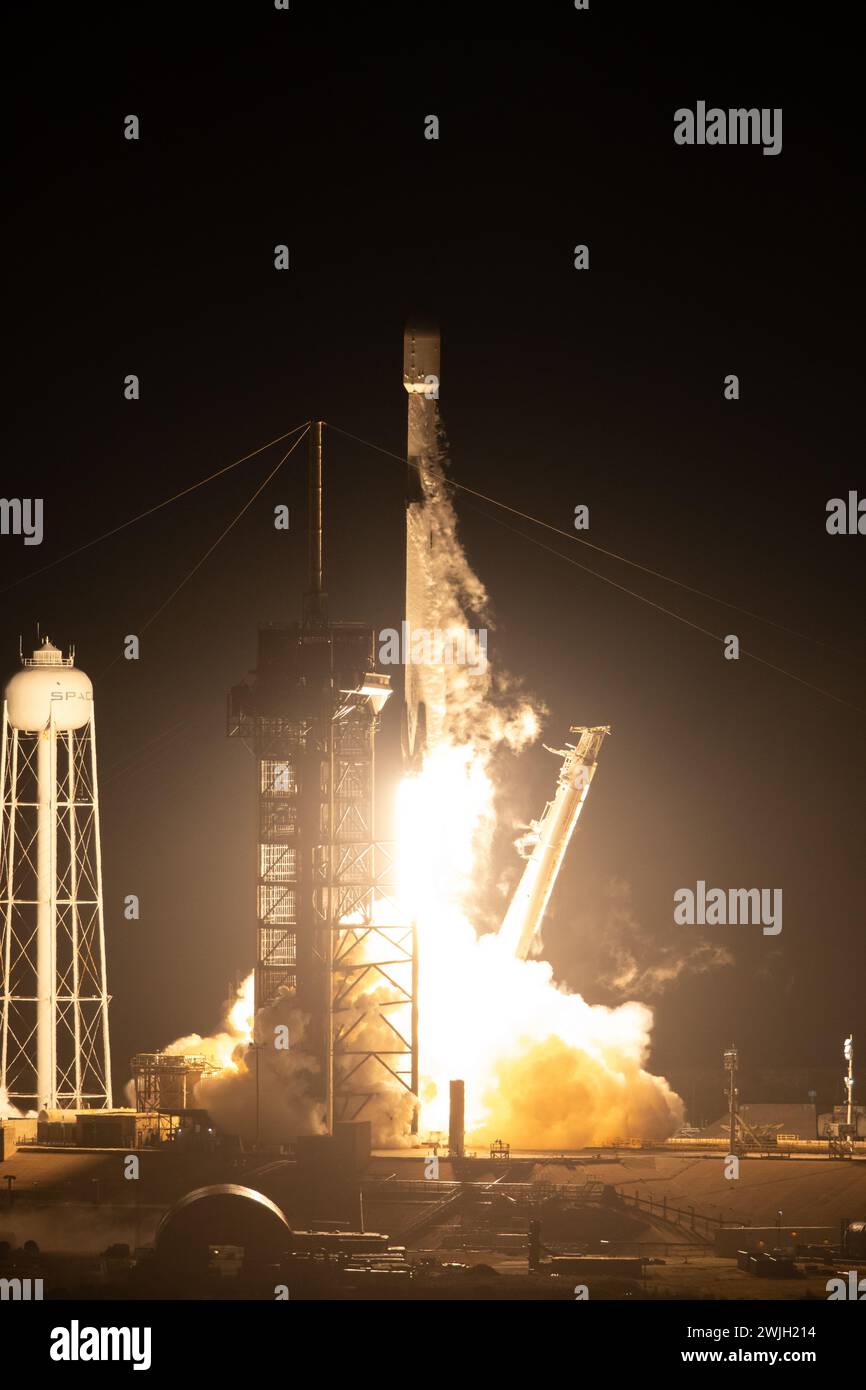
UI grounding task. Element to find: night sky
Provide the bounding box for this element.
[4,18,862,1116]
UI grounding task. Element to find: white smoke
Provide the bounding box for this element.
[401,402,686,1146]
[0,1089,31,1120]
[406,395,541,758]
[592,877,734,999]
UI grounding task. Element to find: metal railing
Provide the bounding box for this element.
[619,1189,726,1243]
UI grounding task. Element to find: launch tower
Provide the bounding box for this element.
[228,422,417,1133]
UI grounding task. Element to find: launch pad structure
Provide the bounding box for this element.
[228,421,418,1135]
[225,323,606,1145]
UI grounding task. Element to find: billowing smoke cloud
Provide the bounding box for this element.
[200,995,326,1144]
[140,953,416,1147]
[124,979,327,1144]
[0,1089,30,1120]
[482,1033,684,1148]
[401,405,686,1146]
[146,401,687,1151]
[591,877,733,999]
[406,397,541,759]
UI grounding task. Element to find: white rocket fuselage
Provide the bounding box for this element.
[402,319,441,774]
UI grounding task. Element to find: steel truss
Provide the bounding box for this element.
[0,704,112,1110]
[229,674,418,1136]
[326,841,418,1127]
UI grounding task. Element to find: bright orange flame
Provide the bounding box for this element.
[395,740,684,1147]
[165,973,254,1074]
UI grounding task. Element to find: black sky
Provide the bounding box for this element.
[3,15,863,1109]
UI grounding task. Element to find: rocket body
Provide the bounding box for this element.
[402,319,441,773]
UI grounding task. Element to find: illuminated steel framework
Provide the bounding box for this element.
[329,840,417,1126]
[228,422,417,1133]
[228,636,417,1132]
[131,1052,214,1113]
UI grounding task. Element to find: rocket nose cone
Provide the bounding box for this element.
[404,311,438,340]
[403,315,441,392]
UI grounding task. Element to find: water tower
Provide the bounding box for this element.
[0,638,112,1111]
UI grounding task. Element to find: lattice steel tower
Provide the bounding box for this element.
[228,422,417,1133]
[1,639,113,1111]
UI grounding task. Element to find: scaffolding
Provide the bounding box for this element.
[130,1052,214,1113]
[329,841,417,1125]
[1,654,112,1111]
[227,422,418,1137]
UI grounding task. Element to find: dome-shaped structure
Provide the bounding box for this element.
[154,1184,292,1267]
[5,639,93,732]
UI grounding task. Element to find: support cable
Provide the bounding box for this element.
[1,421,310,596]
[329,422,864,716]
[96,425,310,679]
[327,422,860,664]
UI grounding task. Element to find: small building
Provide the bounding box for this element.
[818,1105,866,1139]
[36,1108,160,1148]
[0,1115,37,1160]
[130,1053,214,1112]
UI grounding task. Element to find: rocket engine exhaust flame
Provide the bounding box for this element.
[151,326,684,1149]
[392,356,684,1146]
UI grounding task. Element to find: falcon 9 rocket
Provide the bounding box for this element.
[401,316,441,774]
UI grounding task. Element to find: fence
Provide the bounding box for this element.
[619,1189,727,1243]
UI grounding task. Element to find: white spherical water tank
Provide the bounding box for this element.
[5,639,93,732]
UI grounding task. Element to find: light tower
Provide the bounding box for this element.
[0,638,112,1111]
[724,1044,739,1154]
[843,1034,854,1135]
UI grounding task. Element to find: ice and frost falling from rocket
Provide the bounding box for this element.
[404,393,537,757]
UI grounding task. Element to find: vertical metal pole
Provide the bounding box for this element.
[845,1036,854,1132]
[304,420,326,626]
[411,922,419,1135]
[725,1046,738,1154]
[36,725,53,1109]
[325,929,334,1134]
[325,643,335,1136]
[68,729,81,1106]
[89,706,113,1107]
[49,714,58,1105]
[310,420,323,593]
[0,706,10,1094]
[256,1043,261,1147]
[449,1079,465,1159]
